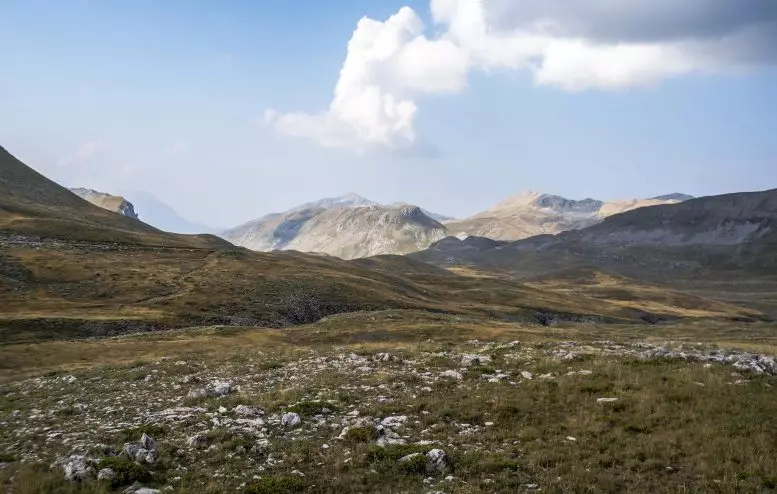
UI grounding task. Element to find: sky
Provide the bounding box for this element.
[1,0,776,228]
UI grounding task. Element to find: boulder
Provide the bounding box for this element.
[186,434,208,448]
[440,370,463,381]
[61,455,93,481]
[234,405,263,417]
[97,468,116,481]
[426,449,449,473]
[381,415,408,428]
[461,354,492,366]
[281,412,301,428]
[211,381,232,396]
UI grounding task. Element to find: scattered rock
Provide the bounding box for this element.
[520,371,533,380]
[234,405,263,417]
[60,455,94,481]
[140,433,156,452]
[97,468,116,481]
[186,434,208,448]
[426,449,449,473]
[282,412,301,428]
[211,381,232,396]
[597,398,618,404]
[381,415,408,428]
[461,354,492,366]
[186,388,208,399]
[440,370,463,381]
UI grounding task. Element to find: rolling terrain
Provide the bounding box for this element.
[2,144,777,494]
[412,189,777,317]
[1,145,766,344]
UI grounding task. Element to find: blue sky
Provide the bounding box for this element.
[1,0,776,227]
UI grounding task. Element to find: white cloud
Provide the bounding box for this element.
[266,0,777,150]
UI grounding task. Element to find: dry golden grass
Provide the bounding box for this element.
[2,310,776,383]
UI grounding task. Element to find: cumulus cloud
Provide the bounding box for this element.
[267,0,777,149]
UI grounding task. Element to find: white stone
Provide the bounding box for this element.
[281,412,301,428]
[440,370,463,381]
[461,354,492,366]
[211,381,231,396]
[186,434,208,448]
[234,405,262,417]
[97,468,116,481]
[521,371,533,380]
[61,455,93,481]
[381,415,408,428]
[597,398,618,404]
[426,449,449,472]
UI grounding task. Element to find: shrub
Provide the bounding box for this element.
[244,475,309,494]
[98,456,152,488]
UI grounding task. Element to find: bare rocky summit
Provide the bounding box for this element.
[444,191,690,241]
[69,188,139,219]
[221,195,448,259]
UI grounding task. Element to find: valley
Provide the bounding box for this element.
[1,144,776,494]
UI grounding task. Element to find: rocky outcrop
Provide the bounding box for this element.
[69,188,139,219]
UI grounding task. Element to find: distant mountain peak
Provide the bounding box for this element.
[289,193,379,213]
[221,199,446,259]
[449,190,688,241]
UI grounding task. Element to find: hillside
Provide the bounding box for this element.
[0,145,228,249]
[223,202,448,259]
[444,191,689,241]
[412,189,777,316]
[69,188,138,219]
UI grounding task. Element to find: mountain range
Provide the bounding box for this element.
[443,191,692,241]
[2,142,775,332]
[412,188,777,303]
[220,191,689,259]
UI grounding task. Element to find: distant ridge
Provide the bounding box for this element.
[0,144,229,248]
[444,191,690,241]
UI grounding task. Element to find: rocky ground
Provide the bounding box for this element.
[2,339,777,493]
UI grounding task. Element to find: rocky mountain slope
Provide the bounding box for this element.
[0,145,226,248]
[223,201,448,259]
[411,189,777,316]
[444,191,691,241]
[69,187,139,219]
